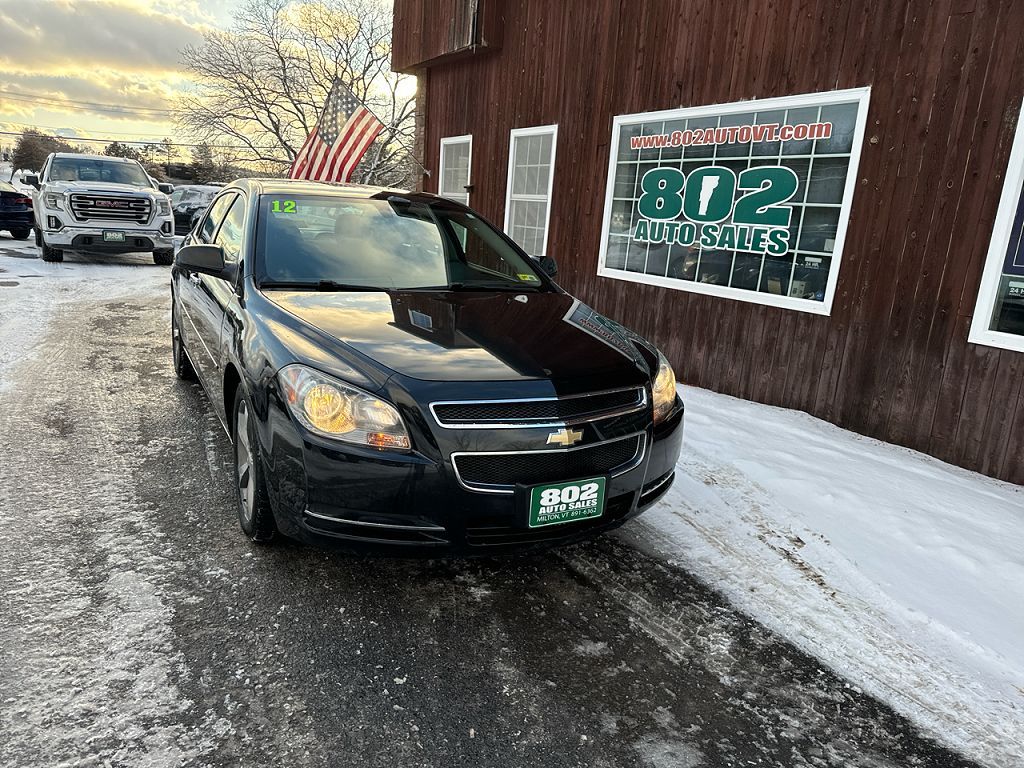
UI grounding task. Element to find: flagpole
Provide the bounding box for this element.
[352,94,432,181]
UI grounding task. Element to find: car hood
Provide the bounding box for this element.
[44,181,157,197]
[263,289,652,384]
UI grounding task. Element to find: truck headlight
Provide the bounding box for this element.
[158,199,171,216]
[44,193,63,210]
[651,351,677,424]
[278,364,410,450]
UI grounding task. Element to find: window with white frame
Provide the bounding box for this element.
[504,125,558,257]
[970,98,1024,353]
[597,88,871,315]
[439,135,472,205]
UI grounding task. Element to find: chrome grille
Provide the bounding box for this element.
[69,194,152,224]
[452,433,645,494]
[431,387,646,428]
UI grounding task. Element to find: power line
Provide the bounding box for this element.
[0,129,286,153]
[0,118,181,139]
[0,88,176,117]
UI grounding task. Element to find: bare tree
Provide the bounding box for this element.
[178,0,417,186]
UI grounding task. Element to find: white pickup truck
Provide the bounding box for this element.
[24,152,176,264]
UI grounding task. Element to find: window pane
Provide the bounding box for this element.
[213,196,246,263]
[798,207,841,252]
[816,102,859,154]
[782,107,819,155]
[807,158,849,204]
[440,139,471,200]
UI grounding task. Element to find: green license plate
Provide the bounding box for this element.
[528,477,606,528]
[102,230,125,242]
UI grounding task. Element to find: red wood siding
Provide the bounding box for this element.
[393,0,503,72]
[397,0,1024,485]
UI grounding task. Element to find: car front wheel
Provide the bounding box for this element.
[9,228,30,240]
[40,241,63,262]
[232,389,277,543]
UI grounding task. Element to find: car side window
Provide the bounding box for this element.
[199,194,236,243]
[213,196,246,264]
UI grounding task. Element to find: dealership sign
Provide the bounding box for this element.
[597,88,872,315]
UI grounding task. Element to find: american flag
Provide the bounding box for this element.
[289,80,384,182]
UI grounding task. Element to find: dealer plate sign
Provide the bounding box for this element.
[528,477,606,528]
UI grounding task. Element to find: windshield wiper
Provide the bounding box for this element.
[404,282,543,292]
[260,280,383,291]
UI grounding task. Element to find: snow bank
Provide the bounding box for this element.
[627,386,1024,768]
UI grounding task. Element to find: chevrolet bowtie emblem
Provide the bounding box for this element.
[547,427,583,447]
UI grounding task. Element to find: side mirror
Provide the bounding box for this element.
[158,182,174,195]
[22,174,39,189]
[175,243,235,281]
[534,254,558,277]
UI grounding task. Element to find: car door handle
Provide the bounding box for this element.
[188,273,202,286]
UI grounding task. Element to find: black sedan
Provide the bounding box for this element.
[169,184,221,235]
[0,180,33,239]
[171,179,684,554]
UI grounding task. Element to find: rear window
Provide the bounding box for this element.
[254,193,547,291]
[0,181,17,194]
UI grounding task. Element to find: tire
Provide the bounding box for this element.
[232,388,277,543]
[171,304,196,381]
[9,228,30,240]
[153,249,174,266]
[34,226,42,247]
[40,241,63,262]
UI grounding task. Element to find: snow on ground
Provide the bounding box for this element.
[626,386,1024,768]
[0,237,171,393]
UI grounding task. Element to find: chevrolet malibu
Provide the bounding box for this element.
[171,179,683,554]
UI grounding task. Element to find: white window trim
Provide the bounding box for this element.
[439,134,472,204]
[596,86,872,316]
[504,124,559,257]
[969,97,1024,353]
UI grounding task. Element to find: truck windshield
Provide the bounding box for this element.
[49,157,153,188]
[255,194,548,291]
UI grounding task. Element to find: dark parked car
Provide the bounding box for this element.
[170,184,221,235]
[0,180,33,239]
[171,179,684,554]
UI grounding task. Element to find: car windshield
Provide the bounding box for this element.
[255,194,548,291]
[49,157,153,188]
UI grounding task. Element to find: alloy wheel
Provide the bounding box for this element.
[236,401,255,524]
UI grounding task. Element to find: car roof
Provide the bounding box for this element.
[52,152,139,164]
[235,178,411,199]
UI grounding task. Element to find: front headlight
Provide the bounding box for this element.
[44,193,63,210]
[158,198,171,216]
[278,365,411,450]
[651,351,677,424]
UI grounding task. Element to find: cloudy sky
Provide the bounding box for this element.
[0,0,243,152]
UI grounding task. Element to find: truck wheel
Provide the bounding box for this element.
[171,308,196,381]
[232,388,277,543]
[9,229,30,240]
[34,226,42,247]
[40,242,63,262]
[153,249,174,266]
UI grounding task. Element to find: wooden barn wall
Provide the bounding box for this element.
[402,0,1024,485]
[393,0,490,72]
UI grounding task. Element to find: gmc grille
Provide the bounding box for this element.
[69,194,152,224]
[432,387,646,427]
[452,433,645,493]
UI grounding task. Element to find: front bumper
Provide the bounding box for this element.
[43,224,175,253]
[260,393,685,556]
